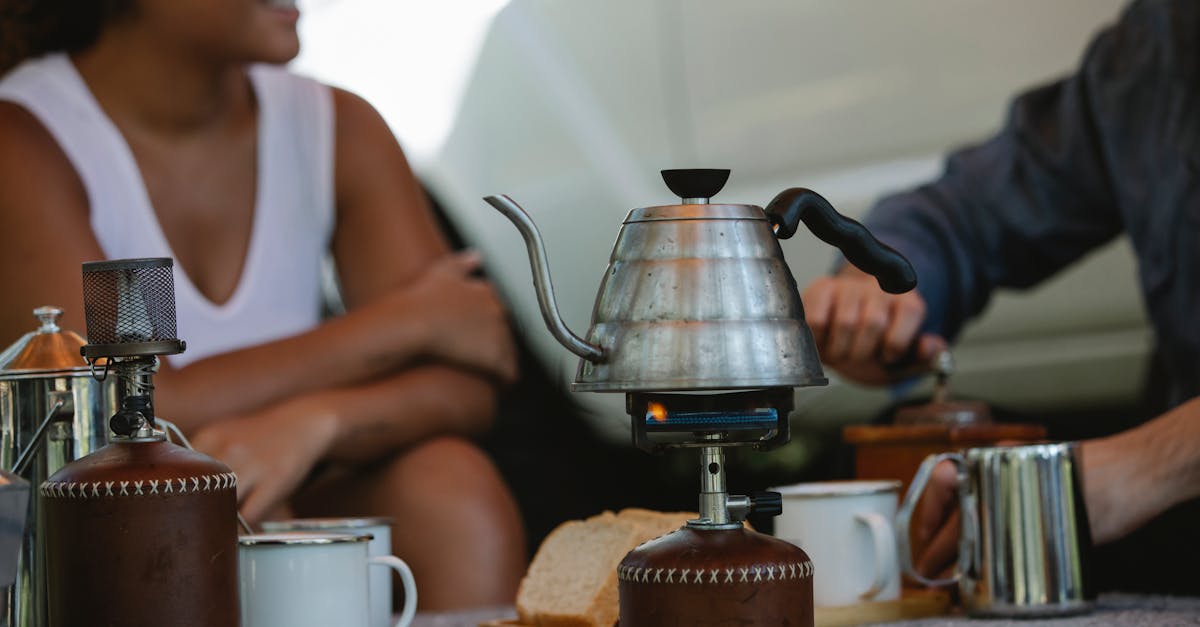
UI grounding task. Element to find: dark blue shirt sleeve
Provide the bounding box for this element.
[857,1,1171,341]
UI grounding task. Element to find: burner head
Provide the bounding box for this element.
[627,389,793,452]
[80,258,185,359]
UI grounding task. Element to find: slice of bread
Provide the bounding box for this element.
[516,512,638,627]
[515,510,694,627]
[614,508,692,541]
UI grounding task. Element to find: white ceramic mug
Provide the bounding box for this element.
[771,480,901,607]
[239,532,417,627]
[261,517,397,627]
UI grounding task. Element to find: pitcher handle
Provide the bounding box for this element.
[896,452,966,587]
[12,397,68,476]
[370,555,418,627]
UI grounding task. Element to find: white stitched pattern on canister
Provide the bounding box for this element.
[40,473,239,499]
[616,560,815,585]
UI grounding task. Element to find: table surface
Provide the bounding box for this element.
[409,594,1200,626]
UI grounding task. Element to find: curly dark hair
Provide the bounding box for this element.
[0,0,131,76]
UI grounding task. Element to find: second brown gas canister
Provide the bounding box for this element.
[618,526,814,626]
[41,437,239,627]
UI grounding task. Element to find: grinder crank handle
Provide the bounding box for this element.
[764,188,916,294]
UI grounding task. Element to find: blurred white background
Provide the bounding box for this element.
[295,0,1145,441]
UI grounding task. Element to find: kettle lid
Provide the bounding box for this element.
[0,306,90,375]
[660,168,730,202]
[627,168,766,223]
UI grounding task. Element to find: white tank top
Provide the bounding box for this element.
[0,54,335,367]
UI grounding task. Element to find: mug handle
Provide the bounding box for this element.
[896,452,966,587]
[369,555,418,627]
[854,511,897,600]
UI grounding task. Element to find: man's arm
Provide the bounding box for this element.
[1082,399,1200,544]
[803,1,1170,382]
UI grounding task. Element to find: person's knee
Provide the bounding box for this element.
[384,436,515,518]
[391,436,493,481]
[383,437,526,606]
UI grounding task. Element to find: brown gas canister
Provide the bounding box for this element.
[618,525,814,626]
[41,437,239,627]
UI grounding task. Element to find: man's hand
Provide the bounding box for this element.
[912,460,961,583]
[191,401,339,524]
[802,265,945,385]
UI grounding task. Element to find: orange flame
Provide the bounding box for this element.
[646,402,668,423]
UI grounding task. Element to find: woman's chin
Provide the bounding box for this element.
[249,35,301,65]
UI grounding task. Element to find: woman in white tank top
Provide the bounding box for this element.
[0,1,524,609]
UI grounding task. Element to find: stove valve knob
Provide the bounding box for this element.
[110,395,152,437]
[749,491,783,517]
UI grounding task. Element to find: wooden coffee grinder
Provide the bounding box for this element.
[843,350,1046,493]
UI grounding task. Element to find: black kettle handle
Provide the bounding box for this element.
[765,188,917,294]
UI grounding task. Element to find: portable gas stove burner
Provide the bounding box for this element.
[617,388,813,625]
[626,389,790,528]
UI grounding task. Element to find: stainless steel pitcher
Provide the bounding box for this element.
[486,168,916,393]
[897,443,1095,617]
[0,307,119,627]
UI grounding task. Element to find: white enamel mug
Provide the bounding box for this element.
[771,480,901,607]
[238,532,417,627]
[261,517,397,627]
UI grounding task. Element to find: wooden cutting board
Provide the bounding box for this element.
[814,589,952,627]
[480,590,951,626]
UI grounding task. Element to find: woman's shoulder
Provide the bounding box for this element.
[330,86,386,137]
[0,101,90,270]
[0,53,110,196]
[322,84,410,168]
[245,65,387,148]
[0,101,82,196]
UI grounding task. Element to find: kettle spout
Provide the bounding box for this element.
[484,195,605,363]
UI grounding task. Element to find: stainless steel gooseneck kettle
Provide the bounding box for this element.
[486,168,916,393]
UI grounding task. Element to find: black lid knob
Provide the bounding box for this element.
[750,490,783,517]
[661,169,730,200]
